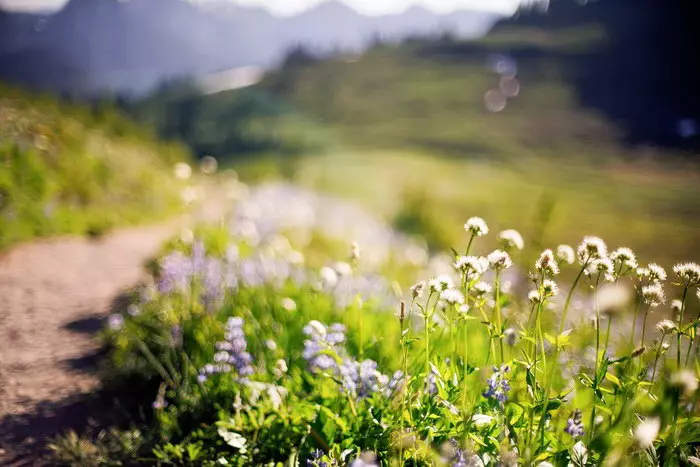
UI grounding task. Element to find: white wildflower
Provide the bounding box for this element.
[556,244,575,265]
[320,267,338,287]
[281,297,297,312]
[453,255,487,278]
[642,282,666,308]
[647,263,667,282]
[440,289,465,306]
[265,339,277,351]
[673,262,700,287]
[499,229,524,250]
[671,299,683,313]
[304,320,327,338]
[610,247,638,269]
[656,320,677,335]
[596,284,632,316]
[634,417,660,449]
[410,281,426,299]
[487,249,512,271]
[333,261,353,276]
[535,249,560,276]
[108,313,124,330]
[429,275,454,293]
[471,414,494,427]
[577,236,608,264]
[473,281,492,297]
[528,289,541,304]
[541,279,559,299]
[586,258,615,282]
[670,370,699,396]
[464,217,489,237]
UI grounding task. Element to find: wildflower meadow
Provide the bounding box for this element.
[52,184,700,466]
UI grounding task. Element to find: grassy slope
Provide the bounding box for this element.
[237,25,700,267]
[0,84,191,249]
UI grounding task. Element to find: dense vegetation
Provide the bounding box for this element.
[0,84,191,248]
[51,182,700,465]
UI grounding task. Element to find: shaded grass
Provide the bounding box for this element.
[0,84,192,249]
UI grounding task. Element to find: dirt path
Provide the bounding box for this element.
[0,188,229,464]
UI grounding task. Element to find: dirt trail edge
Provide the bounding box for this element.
[0,188,228,464]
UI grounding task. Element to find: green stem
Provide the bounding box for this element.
[495,272,504,364]
[678,288,688,369]
[589,277,601,443]
[630,300,641,348]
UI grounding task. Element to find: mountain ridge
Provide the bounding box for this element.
[0,0,500,95]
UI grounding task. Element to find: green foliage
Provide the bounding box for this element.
[52,204,700,465]
[126,82,332,161]
[0,83,191,249]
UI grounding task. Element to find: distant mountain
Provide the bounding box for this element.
[0,0,500,95]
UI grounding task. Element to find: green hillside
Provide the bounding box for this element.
[0,84,192,249]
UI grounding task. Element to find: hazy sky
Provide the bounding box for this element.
[0,0,523,15]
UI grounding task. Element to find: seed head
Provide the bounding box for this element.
[647,263,667,282]
[464,217,489,237]
[656,319,677,335]
[440,288,465,306]
[671,299,683,313]
[670,370,699,396]
[586,258,615,282]
[499,229,524,250]
[610,247,638,269]
[641,282,666,308]
[634,417,660,449]
[596,284,632,316]
[399,301,406,322]
[528,289,541,304]
[556,244,575,265]
[409,281,426,299]
[535,249,560,277]
[541,279,559,299]
[453,255,487,278]
[673,262,700,287]
[487,249,512,271]
[577,236,608,264]
[429,275,453,293]
[473,281,492,297]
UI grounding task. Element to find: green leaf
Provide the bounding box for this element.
[605,372,622,388]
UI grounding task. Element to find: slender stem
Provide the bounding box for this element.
[495,271,504,364]
[558,265,587,335]
[589,277,601,442]
[630,300,641,348]
[678,288,688,369]
[641,307,650,346]
[650,338,664,385]
[604,316,613,353]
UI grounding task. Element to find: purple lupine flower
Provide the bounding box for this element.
[564,409,585,438]
[484,365,511,403]
[158,251,193,293]
[307,449,328,467]
[302,320,393,400]
[202,258,224,309]
[198,317,254,383]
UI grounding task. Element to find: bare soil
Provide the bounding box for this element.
[0,190,227,465]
